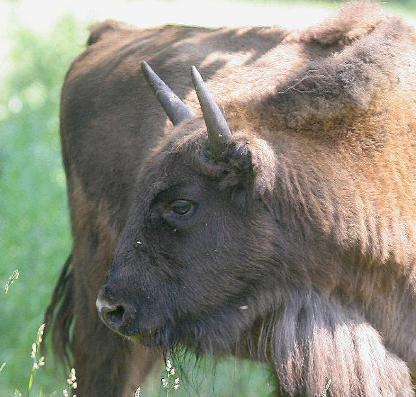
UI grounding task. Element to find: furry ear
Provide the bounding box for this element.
[218,140,255,207]
[223,140,254,181]
[217,136,277,207]
[191,133,277,204]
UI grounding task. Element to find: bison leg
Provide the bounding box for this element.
[270,291,413,397]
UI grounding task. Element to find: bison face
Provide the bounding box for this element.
[96,126,281,354]
[96,64,288,354]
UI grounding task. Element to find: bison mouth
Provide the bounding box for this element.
[130,306,255,357]
[133,327,173,348]
[134,326,213,356]
[97,289,259,355]
[96,286,258,353]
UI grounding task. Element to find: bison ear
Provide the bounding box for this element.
[218,139,255,203]
[224,140,253,175]
[221,137,277,207]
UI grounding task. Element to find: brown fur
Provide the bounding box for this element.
[46,2,416,396]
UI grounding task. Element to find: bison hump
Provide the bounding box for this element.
[300,1,385,47]
[87,20,134,46]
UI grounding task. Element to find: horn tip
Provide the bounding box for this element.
[191,65,204,89]
[141,61,150,72]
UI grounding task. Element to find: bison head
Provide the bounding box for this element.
[95,63,287,355]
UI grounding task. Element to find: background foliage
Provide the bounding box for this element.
[1,0,415,395]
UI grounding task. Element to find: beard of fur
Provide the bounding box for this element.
[251,290,413,397]
[156,286,413,397]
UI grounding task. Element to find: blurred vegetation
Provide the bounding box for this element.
[382,0,416,9]
[235,0,416,10]
[1,0,416,395]
[0,15,84,395]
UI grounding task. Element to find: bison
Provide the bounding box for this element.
[45,2,416,396]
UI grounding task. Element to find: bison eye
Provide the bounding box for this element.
[169,199,194,215]
[161,199,197,228]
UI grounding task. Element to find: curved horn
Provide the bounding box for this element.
[141,61,194,125]
[191,66,232,159]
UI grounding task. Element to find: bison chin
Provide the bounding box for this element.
[129,305,259,359]
[97,280,265,356]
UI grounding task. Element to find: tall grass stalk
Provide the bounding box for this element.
[27,324,46,395]
[3,270,20,294]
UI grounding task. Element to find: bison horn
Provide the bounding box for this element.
[191,66,232,160]
[141,61,194,125]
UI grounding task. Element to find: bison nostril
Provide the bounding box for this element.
[96,294,139,335]
[104,305,124,326]
[96,295,128,331]
[101,304,125,328]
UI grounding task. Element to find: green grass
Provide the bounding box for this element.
[0,15,84,396]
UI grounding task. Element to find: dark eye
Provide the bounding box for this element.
[169,199,194,215]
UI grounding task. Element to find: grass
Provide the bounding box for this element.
[0,15,84,395]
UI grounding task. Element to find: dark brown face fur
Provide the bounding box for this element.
[99,129,282,353]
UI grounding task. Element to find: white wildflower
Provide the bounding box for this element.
[161,359,180,392]
[36,323,46,345]
[65,367,78,396]
[38,356,45,367]
[30,324,46,372]
[31,343,37,359]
